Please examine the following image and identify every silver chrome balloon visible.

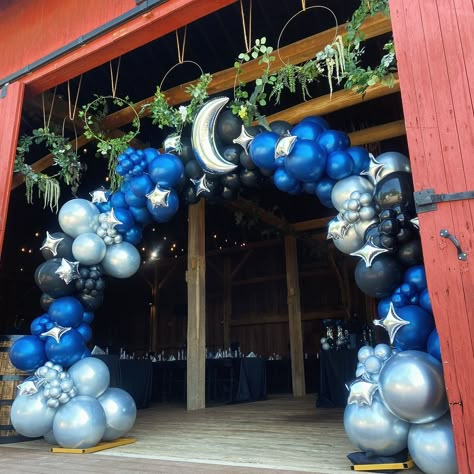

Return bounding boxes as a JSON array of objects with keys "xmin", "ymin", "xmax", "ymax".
[
  {"xmin": 344, "ymin": 394, "xmax": 410, "ymax": 456},
  {"xmin": 98, "ymin": 388, "xmax": 137, "ymax": 441},
  {"xmin": 331, "ymin": 176, "xmax": 374, "ymax": 212},
  {"xmin": 408, "ymin": 413, "xmax": 458, "ymax": 474},
  {"xmin": 358, "ymin": 346, "xmax": 375, "ymax": 364},
  {"xmin": 374, "ymin": 344, "xmax": 393, "ymax": 361},
  {"xmin": 375, "ymin": 151, "xmax": 411, "ymax": 181},
  {"xmin": 191, "ymin": 97, "xmax": 238, "ymax": 175},
  {"xmin": 68, "ymin": 357, "xmax": 110, "ymax": 398},
  {"xmin": 332, "ymin": 225, "xmax": 364, "ymax": 254},
  {"xmin": 44, "ymin": 429, "xmax": 58, "ymax": 445},
  {"xmin": 101, "ymin": 241, "xmax": 141, "ymax": 278},
  {"xmin": 11, "ymin": 392, "xmax": 57, "ymax": 437},
  {"xmin": 72, "ymin": 232, "xmax": 107, "ymax": 265},
  {"xmin": 53, "ymin": 395, "xmax": 106, "ymax": 449},
  {"xmin": 378, "ymin": 350, "xmax": 448, "ymax": 424},
  {"xmin": 58, "ymin": 199, "xmax": 100, "ymax": 238}
]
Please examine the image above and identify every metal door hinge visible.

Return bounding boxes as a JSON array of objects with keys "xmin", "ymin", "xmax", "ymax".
[
  {"xmin": 0, "ymin": 83, "xmax": 8, "ymax": 99},
  {"xmin": 449, "ymin": 400, "xmax": 462, "ymax": 406},
  {"xmin": 414, "ymin": 188, "xmax": 474, "ymax": 213}
]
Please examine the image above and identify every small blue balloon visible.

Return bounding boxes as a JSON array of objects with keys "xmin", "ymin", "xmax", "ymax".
[
  {"xmin": 273, "ymin": 167, "xmax": 299, "ymax": 192},
  {"xmin": 48, "ymin": 296, "xmax": 84, "ymax": 328},
  {"xmin": 326, "ymin": 150, "xmax": 354, "ymax": 180},
  {"xmin": 82, "ymin": 311, "xmax": 94, "ymax": 324},
  {"xmin": 419, "ymin": 288, "xmax": 432, "ymax": 313},
  {"xmin": 377, "ymin": 297, "xmax": 391, "ymax": 319},
  {"xmin": 315, "ymin": 177, "xmax": 337, "ymax": 208},
  {"xmin": 404, "ymin": 264, "xmax": 427, "ymax": 291},
  {"xmin": 391, "ymin": 292, "xmax": 408, "ymax": 308},
  {"xmin": 113, "ymin": 207, "xmax": 135, "ymax": 233},
  {"xmin": 123, "ymin": 226, "xmax": 143, "ymax": 245},
  {"xmin": 124, "ymin": 147, "xmax": 135, "ymax": 156},
  {"xmin": 130, "ymin": 174, "xmax": 154, "ymax": 198},
  {"xmin": 400, "ymin": 282, "xmax": 417, "ymax": 298},
  {"xmin": 291, "ymin": 121, "xmax": 324, "ymax": 141},
  {"xmin": 120, "ymin": 157, "xmax": 133, "ymax": 173},
  {"xmin": 45, "ymin": 329, "xmax": 85, "ymax": 368},
  {"xmin": 393, "ymin": 305, "xmax": 435, "ymax": 352},
  {"xmin": 110, "ymin": 192, "xmax": 127, "ymax": 209},
  {"xmin": 249, "ymin": 132, "xmax": 279, "ymax": 170},
  {"xmin": 427, "ymin": 329, "xmax": 441, "ymax": 361},
  {"xmin": 317, "ymin": 130, "xmax": 350, "ymax": 154},
  {"xmin": 148, "ymin": 153, "xmax": 184, "ymax": 188},
  {"xmin": 30, "ymin": 314, "xmax": 52, "ymax": 336},
  {"xmin": 129, "ymin": 206, "xmax": 153, "ymax": 226},
  {"xmin": 146, "ymin": 189, "xmax": 179, "ymax": 223},
  {"xmin": 144, "ymin": 147, "xmax": 160, "ymax": 166},
  {"xmin": 347, "ymin": 146, "xmax": 370, "ymax": 175},
  {"xmin": 9, "ymin": 335, "xmax": 47, "ymax": 372},
  {"xmin": 285, "ymin": 139, "xmax": 327, "ymax": 182},
  {"xmin": 76, "ymin": 322, "xmax": 93, "ymax": 343},
  {"xmin": 124, "ymin": 189, "xmax": 147, "ymax": 208},
  {"xmin": 303, "ymin": 182, "xmax": 317, "ymax": 194},
  {"xmin": 409, "ymin": 294, "xmax": 419, "ymax": 305},
  {"xmin": 300, "ymin": 116, "xmax": 329, "ymax": 130},
  {"xmin": 130, "ymin": 152, "xmax": 141, "ymax": 165}
]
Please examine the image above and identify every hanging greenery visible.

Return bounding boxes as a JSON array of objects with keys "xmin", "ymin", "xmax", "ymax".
[{"xmin": 14, "ymin": 127, "xmax": 83, "ymax": 212}]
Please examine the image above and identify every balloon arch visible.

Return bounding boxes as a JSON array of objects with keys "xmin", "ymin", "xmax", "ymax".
[{"xmin": 9, "ymin": 97, "xmax": 456, "ymax": 472}]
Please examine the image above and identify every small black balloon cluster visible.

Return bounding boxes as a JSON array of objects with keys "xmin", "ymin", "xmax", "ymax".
[{"xmin": 74, "ymin": 265, "xmax": 106, "ymax": 309}]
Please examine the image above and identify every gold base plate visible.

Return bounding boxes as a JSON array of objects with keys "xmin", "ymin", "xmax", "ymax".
[
  {"xmin": 51, "ymin": 437, "xmax": 136, "ymax": 454},
  {"xmin": 351, "ymin": 458, "xmax": 415, "ymax": 471}
]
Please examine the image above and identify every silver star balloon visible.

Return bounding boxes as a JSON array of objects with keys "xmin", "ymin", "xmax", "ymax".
[
  {"xmin": 361, "ymin": 154, "xmax": 385, "ymax": 185},
  {"xmin": 40, "ymin": 231, "xmax": 64, "ymax": 257},
  {"xmin": 410, "ymin": 217, "xmax": 420, "ymax": 230},
  {"xmin": 55, "ymin": 258, "xmax": 80, "ymax": 285},
  {"xmin": 146, "ymin": 185, "xmax": 171, "ymax": 208},
  {"xmin": 89, "ymin": 187, "xmax": 110, "ymax": 204},
  {"xmin": 41, "ymin": 325, "xmax": 72, "ymax": 343},
  {"xmin": 163, "ymin": 134, "xmax": 181, "ymax": 153},
  {"xmin": 347, "ymin": 379, "xmax": 379, "ymax": 406},
  {"xmin": 373, "ymin": 303, "xmax": 411, "ymax": 344},
  {"xmin": 17, "ymin": 379, "xmax": 38, "ymax": 396},
  {"xmin": 327, "ymin": 215, "xmax": 350, "ymax": 240},
  {"xmin": 104, "ymin": 208, "xmax": 123, "ymax": 228},
  {"xmin": 350, "ymin": 237, "xmax": 389, "ymax": 267},
  {"xmin": 232, "ymin": 125, "xmax": 255, "ymax": 152},
  {"xmin": 191, "ymin": 175, "xmax": 211, "ymax": 197},
  {"xmin": 274, "ymin": 134, "xmax": 297, "ymax": 158}
]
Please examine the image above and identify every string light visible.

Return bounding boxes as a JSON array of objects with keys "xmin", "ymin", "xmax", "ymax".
[
  {"xmin": 105, "ymin": 177, "xmax": 110, "ymax": 182},
  {"xmin": 34, "ymin": 232, "xmax": 40, "ymax": 237},
  {"xmin": 21, "ymin": 247, "xmax": 25, "ymax": 253}
]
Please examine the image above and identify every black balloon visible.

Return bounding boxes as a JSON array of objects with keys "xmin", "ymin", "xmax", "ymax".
[
  {"xmin": 222, "ymin": 145, "xmax": 242, "ymax": 165},
  {"xmin": 355, "ymin": 254, "xmax": 404, "ymax": 298},
  {"xmin": 379, "ymin": 218, "xmax": 400, "ymax": 236},
  {"xmin": 40, "ymin": 293, "xmax": 55, "ymax": 311},
  {"xmin": 240, "ymin": 169, "xmax": 259, "ymax": 188},
  {"xmin": 221, "ymin": 173, "xmax": 241, "ymax": 190},
  {"xmin": 181, "ymin": 185, "xmax": 199, "ymax": 205},
  {"xmin": 184, "ymin": 160, "xmax": 203, "ymax": 179},
  {"xmin": 216, "ymin": 110, "xmax": 243, "ymax": 145},
  {"xmin": 77, "ymin": 292, "xmax": 104, "ymax": 311},
  {"xmin": 34, "ymin": 258, "xmax": 75, "ymax": 298},
  {"xmin": 270, "ymin": 120, "xmax": 291, "ymax": 136},
  {"xmin": 178, "ymin": 136, "xmax": 195, "ymax": 164},
  {"xmin": 201, "ymin": 178, "xmax": 222, "ymax": 200},
  {"xmin": 374, "ymin": 172, "xmax": 416, "ymax": 217},
  {"xmin": 41, "ymin": 232, "xmax": 74, "ymax": 261},
  {"xmin": 397, "ymin": 239, "xmax": 423, "ymax": 266},
  {"xmin": 240, "ymin": 150, "xmax": 257, "ymax": 170},
  {"xmin": 221, "ymin": 187, "xmax": 236, "ymax": 200}
]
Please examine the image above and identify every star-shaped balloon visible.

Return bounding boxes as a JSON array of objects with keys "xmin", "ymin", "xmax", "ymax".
[
  {"xmin": 103, "ymin": 208, "xmax": 123, "ymax": 228},
  {"xmin": 40, "ymin": 231, "xmax": 64, "ymax": 257},
  {"xmin": 191, "ymin": 175, "xmax": 211, "ymax": 197},
  {"xmin": 41, "ymin": 325, "xmax": 72, "ymax": 343},
  {"xmin": 327, "ymin": 215, "xmax": 350, "ymax": 240},
  {"xmin": 410, "ymin": 217, "xmax": 420, "ymax": 230},
  {"xmin": 146, "ymin": 185, "xmax": 171, "ymax": 208},
  {"xmin": 89, "ymin": 187, "xmax": 110, "ymax": 204},
  {"xmin": 55, "ymin": 258, "xmax": 80, "ymax": 285},
  {"xmin": 350, "ymin": 237, "xmax": 389, "ymax": 267},
  {"xmin": 347, "ymin": 379, "xmax": 379, "ymax": 406},
  {"xmin": 274, "ymin": 134, "xmax": 297, "ymax": 158},
  {"xmin": 373, "ymin": 303, "xmax": 411, "ymax": 344},
  {"xmin": 232, "ymin": 125, "xmax": 255, "ymax": 152},
  {"xmin": 17, "ymin": 379, "xmax": 39, "ymax": 396},
  {"xmin": 164, "ymin": 134, "xmax": 181, "ymax": 153},
  {"xmin": 361, "ymin": 154, "xmax": 385, "ymax": 185}
]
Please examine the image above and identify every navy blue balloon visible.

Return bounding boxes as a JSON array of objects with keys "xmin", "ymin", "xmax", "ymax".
[
  {"xmin": 303, "ymin": 182, "xmax": 317, "ymax": 194},
  {"xmin": 110, "ymin": 192, "xmax": 127, "ymax": 209},
  {"xmin": 315, "ymin": 177, "xmax": 337, "ymax": 208},
  {"xmin": 82, "ymin": 311, "xmax": 95, "ymax": 324},
  {"xmin": 285, "ymin": 139, "xmax": 327, "ymax": 182},
  {"xmin": 291, "ymin": 121, "xmax": 324, "ymax": 141},
  {"xmin": 34, "ymin": 259, "xmax": 75, "ymax": 298},
  {"xmin": 146, "ymin": 189, "xmax": 179, "ymax": 223},
  {"xmin": 76, "ymin": 322, "xmax": 93, "ymax": 343},
  {"xmin": 392, "ymin": 305, "xmax": 435, "ymax": 352},
  {"xmin": 48, "ymin": 296, "xmax": 84, "ymax": 328},
  {"xmin": 144, "ymin": 147, "xmax": 160, "ymax": 166},
  {"xmin": 249, "ymin": 132, "xmax": 279, "ymax": 170},
  {"xmin": 326, "ymin": 150, "xmax": 354, "ymax": 180},
  {"xmin": 404, "ymin": 264, "xmax": 427, "ymax": 291},
  {"xmin": 427, "ymin": 329, "xmax": 441, "ymax": 361},
  {"xmin": 113, "ymin": 207, "xmax": 135, "ymax": 233},
  {"xmin": 130, "ymin": 174, "xmax": 154, "ymax": 198},
  {"xmin": 30, "ymin": 314, "xmax": 53, "ymax": 336},
  {"xmin": 419, "ymin": 288, "xmax": 432, "ymax": 313},
  {"xmin": 347, "ymin": 146, "xmax": 370, "ymax": 175},
  {"xmin": 129, "ymin": 206, "xmax": 153, "ymax": 226},
  {"xmin": 45, "ymin": 329, "xmax": 85, "ymax": 368},
  {"xmin": 301, "ymin": 116, "xmax": 329, "ymax": 130},
  {"xmin": 273, "ymin": 167, "xmax": 299, "ymax": 192},
  {"xmin": 124, "ymin": 189, "xmax": 147, "ymax": 208},
  {"xmin": 148, "ymin": 153, "xmax": 184, "ymax": 188},
  {"xmin": 378, "ymin": 297, "xmax": 391, "ymax": 319},
  {"xmin": 317, "ymin": 130, "xmax": 350, "ymax": 154},
  {"xmin": 9, "ymin": 335, "xmax": 47, "ymax": 372},
  {"xmin": 123, "ymin": 226, "xmax": 143, "ymax": 245}
]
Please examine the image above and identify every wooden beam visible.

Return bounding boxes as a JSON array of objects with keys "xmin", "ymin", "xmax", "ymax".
[
  {"xmin": 223, "ymin": 257, "xmax": 232, "ymax": 349},
  {"xmin": 186, "ymin": 200, "xmax": 206, "ymax": 410},
  {"xmin": 293, "ymin": 216, "xmax": 334, "ymax": 232},
  {"xmin": 149, "ymin": 262, "xmax": 159, "ymax": 353},
  {"xmin": 284, "ymin": 235, "xmax": 306, "ymax": 397},
  {"xmin": 230, "ymin": 310, "xmax": 347, "ymax": 327},
  {"xmin": 349, "ymin": 120, "xmax": 406, "ymax": 146},
  {"xmin": 231, "ymin": 249, "xmax": 254, "ymax": 279}
]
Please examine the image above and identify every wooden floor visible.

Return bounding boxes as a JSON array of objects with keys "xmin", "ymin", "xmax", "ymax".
[{"xmin": 0, "ymin": 395, "xmax": 422, "ymax": 473}]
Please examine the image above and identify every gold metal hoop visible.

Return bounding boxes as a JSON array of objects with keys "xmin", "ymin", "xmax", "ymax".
[{"xmin": 159, "ymin": 60, "xmax": 204, "ymax": 91}]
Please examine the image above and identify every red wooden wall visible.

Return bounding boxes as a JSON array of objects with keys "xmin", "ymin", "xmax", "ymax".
[{"xmin": 390, "ymin": 0, "xmax": 474, "ymax": 472}]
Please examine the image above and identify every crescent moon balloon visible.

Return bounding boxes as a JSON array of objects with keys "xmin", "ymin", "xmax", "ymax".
[{"xmin": 191, "ymin": 97, "xmax": 238, "ymax": 175}]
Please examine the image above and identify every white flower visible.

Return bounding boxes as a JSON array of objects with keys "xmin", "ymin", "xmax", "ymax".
[{"xmin": 179, "ymin": 106, "xmax": 188, "ymax": 122}]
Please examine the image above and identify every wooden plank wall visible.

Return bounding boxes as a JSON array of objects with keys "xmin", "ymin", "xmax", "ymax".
[{"xmin": 389, "ymin": 0, "xmax": 474, "ymax": 471}]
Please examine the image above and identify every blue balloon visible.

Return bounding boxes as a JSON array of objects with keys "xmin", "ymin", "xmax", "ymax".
[
  {"xmin": 113, "ymin": 207, "xmax": 135, "ymax": 233},
  {"xmin": 124, "ymin": 147, "xmax": 135, "ymax": 156},
  {"xmin": 391, "ymin": 292, "xmax": 408, "ymax": 308},
  {"xmin": 392, "ymin": 305, "xmax": 435, "ymax": 352},
  {"xmin": 427, "ymin": 329, "xmax": 441, "ymax": 361},
  {"xmin": 400, "ymin": 282, "xmax": 417, "ymax": 298},
  {"xmin": 45, "ymin": 329, "xmax": 85, "ymax": 368},
  {"xmin": 81, "ymin": 347, "xmax": 92, "ymax": 359},
  {"xmin": 146, "ymin": 189, "xmax": 179, "ymax": 223},
  {"xmin": 124, "ymin": 189, "xmax": 147, "ymax": 208},
  {"xmin": 302, "ymin": 182, "xmax": 317, "ymax": 194},
  {"xmin": 9, "ymin": 336, "xmax": 47, "ymax": 372},
  {"xmin": 130, "ymin": 174, "xmax": 154, "ymax": 198},
  {"xmin": 300, "ymin": 116, "xmax": 329, "ymax": 130},
  {"xmin": 409, "ymin": 294, "xmax": 419, "ymax": 305},
  {"xmin": 30, "ymin": 314, "xmax": 52, "ymax": 336},
  {"xmin": 76, "ymin": 322, "xmax": 93, "ymax": 343},
  {"xmin": 129, "ymin": 206, "xmax": 153, "ymax": 226},
  {"xmin": 347, "ymin": 146, "xmax": 370, "ymax": 175},
  {"xmin": 288, "ymin": 183, "xmax": 304, "ymax": 195},
  {"xmin": 148, "ymin": 153, "xmax": 184, "ymax": 188},
  {"xmin": 143, "ymin": 147, "xmax": 160, "ymax": 166},
  {"xmin": 123, "ymin": 226, "xmax": 143, "ymax": 245},
  {"xmin": 377, "ymin": 297, "xmax": 391, "ymax": 319},
  {"xmin": 82, "ymin": 311, "xmax": 95, "ymax": 324},
  {"xmin": 285, "ymin": 139, "xmax": 327, "ymax": 182},
  {"xmin": 317, "ymin": 130, "xmax": 350, "ymax": 154},
  {"xmin": 404, "ymin": 264, "xmax": 427, "ymax": 291},
  {"xmin": 326, "ymin": 150, "xmax": 354, "ymax": 180},
  {"xmin": 419, "ymin": 288, "xmax": 432, "ymax": 313},
  {"xmin": 291, "ymin": 121, "xmax": 324, "ymax": 141},
  {"xmin": 110, "ymin": 192, "xmax": 127, "ymax": 209},
  {"xmin": 315, "ymin": 177, "xmax": 337, "ymax": 208},
  {"xmin": 249, "ymin": 132, "xmax": 279, "ymax": 170},
  {"xmin": 120, "ymin": 158, "xmax": 133, "ymax": 173},
  {"xmin": 48, "ymin": 296, "xmax": 84, "ymax": 328},
  {"xmin": 273, "ymin": 167, "xmax": 299, "ymax": 192},
  {"xmin": 94, "ymin": 201, "xmax": 111, "ymax": 213}
]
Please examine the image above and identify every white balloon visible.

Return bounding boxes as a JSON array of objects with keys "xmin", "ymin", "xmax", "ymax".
[
  {"xmin": 101, "ymin": 242, "xmax": 141, "ymax": 278},
  {"xmin": 72, "ymin": 233, "xmax": 107, "ymax": 265}
]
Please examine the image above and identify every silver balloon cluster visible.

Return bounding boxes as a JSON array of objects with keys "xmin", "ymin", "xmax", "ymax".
[
  {"xmin": 354, "ymin": 343, "xmax": 393, "ymax": 384},
  {"xmin": 35, "ymin": 361, "xmax": 77, "ymax": 408},
  {"xmin": 97, "ymin": 210, "xmax": 123, "ymax": 245},
  {"xmin": 341, "ymin": 191, "xmax": 376, "ymax": 225}
]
